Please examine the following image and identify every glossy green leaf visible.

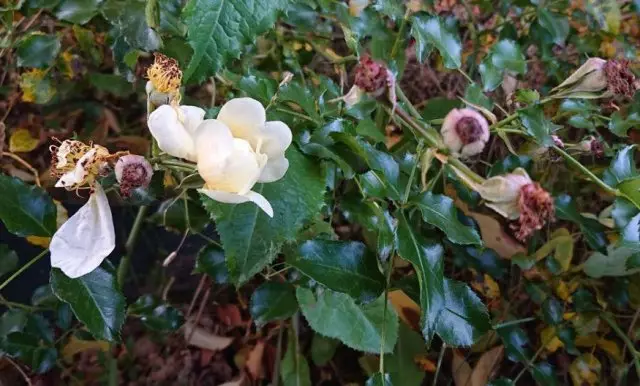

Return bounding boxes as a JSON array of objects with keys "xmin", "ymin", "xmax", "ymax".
[
  {"xmin": 497, "ymin": 326, "xmax": 531, "ymax": 363},
  {"xmin": 518, "ymin": 106, "xmax": 557, "ymax": 147},
  {"xmin": 372, "ymin": 0, "xmax": 404, "ymax": 21},
  {"xmin": 55, "ymin": 0, "xmax": 101, "ymax": 24},
  {"xmin": 583, "ymin": 245, "xmax": 640, "ymax": 278},
  {"xmin": 411, "ymin": 12, "xmax": 461, "ymax": 69},
  {"xmin": 194, "ymin": 244, "xmax": 229, "ymax": 283},
  {"xmin": 150, "ymin": 195, "xmax": 209, "ymax": 233},
  {"xmin": 434, "ymin": 279, "xmax": 491, "ymax": 346},
  {"xmin": 0, "ymin": 309, "xmax": 28, "ymax": 337},
  {"xmin": 488, "ymin": 155, "xmax": 532, "ymax": 177},
  {"xmin": 384, "ymin": 323, "xmax": 427, "ymax": 386},
  {"xmin": 202, "ymin": 148, "xmax": 325, "ymax": 285},
  {"xmin": 479, "ymin": 40, "xmax": 526, "ymax": 91},
  {"xmin": 250, "ymin": 282, "xmax": 298, "ymax": 326},
  {"xmin": 297, "ymin": 287, "xmax": 398, "ymax": 353},
  {"xmin": 0, "ymin": 245, "xmax": 18, "ymax": 278},
  {"xmin": 288, "ymin": 239, "xmax": 384, "ymax": 302},
  {"xmin": 603, "ymin": 145, "xmax": 637, "ymax": 186},
  {"xmin": 182, "ymin": 0, "xmax": 289, "ymax": 83},
  {"xmin": 541, "ymin": 297, "xmax": 563, "ymax": 325},
  {"xmin": 16, "ymin": 33, "xmax": 60, "ymax": 68},
  {"xmin": 608, "ymin": 112, "xmax": 640, "ymax": 137},
  {"xmin": 0, "ymin": 175, "xmax": 56, "ymax": 237},
  {"xmin": 554, "ymin": 195, "xmax": 607, "ymax": 252},
  {"xmin": 538, "ymin": 10, "xmax": 569, "ymax": 45},
  {"xmin": 341, "ymin": 199, "xmax": 395, "ymax": 261},
  {"xmin": 0, "ymin": 332, "xmax": 57, "ymax": 374},
  {"xmin": 464, "ymin": 83, "xmax": 493, "ymax": 110},
  {"xmin": 281, "ymin": 326, "xmax": 312, "ymax": 386},
  {"xmin": 50, "ymin": 266, "xmax": 125, "ymax": 341},
  {"xmin": 413, "ymin": 192, "xmax": 481, "ymax": 246},
  {"xmin": 531, "ymin": 362, "xmax": 559, "ymax": 386},
  {"xmin": 128, "ymin": 295, "xmax": 184, "ymax": 332},
  {"xmin": 366, "ymin": 373, "xmax": 393, "ymax": 386},
  {"xmin": 311, "ymin": 334, "xmax": 339, "ymax": 366},
  {"xmin": 395, "ymin": 211, "xmax": 444, "ymax": 344},
  {"xmin": 102, "ymin": 0, "xmax": 161, "ymax": 51}
]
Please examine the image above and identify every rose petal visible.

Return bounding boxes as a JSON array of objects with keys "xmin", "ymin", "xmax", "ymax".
[
  {"xmin": 50, "ymin": 185, "xmax": 115, "ymax": 278},
  {"xmin": 148, "ymin": 105, "xmax": 197, "ymax": 161},
  {"xmin": 180, "ymin": 105, "xmax": 206, "ymax": 135},
  {"xmin": 258, "ymin": 121, "xmax": 292, "ymax": 159},
  {"xmin": 55, "ymin": 148, "xmax": 96, "ymax": 188},
  {"xmin": 257, "ymin": 155, "xmax": 289, "ymax": 183},
  {"xmin": 199, "ymin": 188, "xmax": 274, "ymax": 217},
  {"xmin": 217, "ymin": 98, "xmax": 266, "ymax": 141}
]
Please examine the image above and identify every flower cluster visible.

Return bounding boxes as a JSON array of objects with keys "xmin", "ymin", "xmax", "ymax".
[{"xmin": 148, "ymin": 97, "xmax": 292, "ymax": 217}]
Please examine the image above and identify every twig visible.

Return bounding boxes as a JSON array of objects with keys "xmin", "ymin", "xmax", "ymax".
[
  {"xmin": 1, "ymin": 152, "xmax": 41, "ymax": 186},
  {"xmin": 186, "ymin": 284, "xmax": 211, "ymax": 344},
  {"xmin": 0, "ymin": 249, "xmax": 48, "ymax": 291},
  {"xmin": 116, "ymin": 205, "xmax": 149, "ymax": 289},
  {"xmin": 187, "ymin": 275, "xmax": 207, "ymax": 317},
  {"xmin": 431, "ymin": 343, "xmax": 447, "ymax": 386}
]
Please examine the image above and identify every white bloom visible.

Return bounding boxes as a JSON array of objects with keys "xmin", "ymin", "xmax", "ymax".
[
  {"xmin": 147, "ymin": 98, "xmax": 293, "ymax": 216},
  {"xmin": 478, "ymin": 168, "xmax": 532, "ymax": 219},
  {"xmin": 441, "ymin": 108, "xmax": 490, "ymax": 157},
  {"xmin": 50, "ymin": 184, "xmax": 115, "ymax": 278}
]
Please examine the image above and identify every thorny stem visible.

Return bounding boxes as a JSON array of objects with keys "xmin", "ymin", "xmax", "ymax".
[
  {"xmin": 0, "ymin": 249, "xmax": 48, "ymax": 291},
  {"xmin": 552, "ymin": 145, "xmax": 619, "ymax": 196},
  {"xmin": 602, "ymin": 313, "xmax": 640, "ymax": 379},
  {"xmin": 116, "ymin": 205, "xmax": 149, "ymax": 290}
]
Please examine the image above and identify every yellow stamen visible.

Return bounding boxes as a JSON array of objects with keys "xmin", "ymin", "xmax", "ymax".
[{"xmin": 147, "ymin": 53, "xmax": 182, "ymax": 93}]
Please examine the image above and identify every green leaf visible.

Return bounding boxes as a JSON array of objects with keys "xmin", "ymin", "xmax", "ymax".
[
  {"xmin": 541, "ymin": 297, "xmax": 563, "ymax": 325},
  {"xmin": 250, "ymin": 282, "xmax": 298, "ymax": 326},
  {"xmin": 583, "ymin": 245, "xmax": 640, "ymax": 278},
  {"xmin": 88, "ymin": 73, "xmax": 134, "ymax": 96},
  {"xmin": 531, "ymin": 362, "xmax": 559, "ymax": 386},
  {"xmin": 609, "ymin": 111, "xmax": 640, "ymax": 138},
  {"xmin": 372, "ymin": 0, "xmax": 404, "ymax": 21},
  {"xmin": 0, "ymin": 245, "xmax": 18, "ymax": 278},
  {"xmin": 0, "ymin": 309, "xmax": 28, "ymax": 337},
  {"xmin": 421, "ymin": 98, "xmax": 462, "ymax": 121},
  {"xmin": 487, "ymin": 155, "xmax": 532, "ymax": 177},
  {"xmin": 411, "ymin": 12, "xmax": 462, "ymax": 69},
  {"xmin": 479, "ymin": 40, "xmax": 526, "ymax": 91},
  {"xmin": 182, "ymin": 0, "xmax": 289, "ymax": 83},
  {"xmin": 54, "ymin": 0, "xmax": 101, "ymax": 24},
  {"xmin": 0, "ymin": 332, "xmax": 57, "ymax": 374},
  {"xmin": 16, "ymin": 33, "xmax": 60, "ymax": 68},
  {"xmin": 288, "ymin": 239, "xmax": 384, "ymax": 302},
  {"xmin": 311, "ymin": 334, "xmax": 339, "ymax": 366},
  {"xmin": 50, "ymin": 266, "xmax": 125, "ymax": 341},
  {"xmin": 128, "ymin": 295, "xmax": 184, "ymax": 332},
  {"xmin": 497, "ymin": 326, "xmax": 531, "ymax": 363},
  {"xmin": 554, "ymin": 195, "xmax": 607, "ymax": 252},
  {"xmin": 434, "ymin": 279, "xmax": 491, "ymax": 346},
  {"xmin": 603, "ymin": 145, "xmax": 637, "ymax": 186},
  {"xmin": 413, "ymin": 192, "xmax": 482, "ymax": 246},
  {"xmin": 464, "ymin": 83, "xmax": 493, "ymax": 110},
  {"xmin": 395, "ymin": 211, "xmax": 444, "ymax": 344},
  {"xmin": 366, "ymin": 373, "xmax": 393, "ymax": 386},
  {"xmin": 201, "ymin": 148, "xmax": 325, "ymax": 285},
  {"xmin": 384, "ymin": 323, "xmax": 427, "ymax": 386},
  {"xmin": 297, "ymin": 287, "xmax": 398, "ymax": 353},
  {"xmin": 537, "ymin": 10, "xmax": 569, "ymax": 45},
  {"xmin": 281, "ymin": 326, "xmax": 312, "ymax": 386},
  {"xmin": 103, "ymin": 0, "xmax": 161, "ymax": 52},
  {"xmin": 0, "ymin": 175, "xmax": 56, "ymax": 237},
  {"xmin": 73, "ymin": 25, "xmax": 103, "ymax": 64},
  {"xmin": 150, "ymin": 196, "xmax": 209, "ymax": 233},
  {"xmin": 341, "ymin": 199, "xmax": 395, "ymax": 261},
  {"xmin": 518, "ymin": 106, "xmax": 557, "ymax": 147},
  {"xmin": 194, "ymin": 244, "xmax": 229, "ymax": 283}
]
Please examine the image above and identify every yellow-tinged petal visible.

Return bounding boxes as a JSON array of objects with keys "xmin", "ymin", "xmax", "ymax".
[{"xmin": 217, "ymin": 97, "xmax": 266, "ymax": 142}]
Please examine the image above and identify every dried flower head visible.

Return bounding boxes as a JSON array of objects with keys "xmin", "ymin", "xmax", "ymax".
[
  {"xmin": 477, "ymin": 168, "xmax": 554, "ymax": 241},
  {"xmin": 576, "ymin": 136, "xmax": 604, "ymax": 157},
  {"xmin": 603, "ymin": 59, "xmax": 637, "ymax": 98},
  {"xmin": 50, "ymin": 139, "xmax": 112, "ymax": 190},
  {"xmin": 115, "ymin": 155, "xmax": 153, "ymax": 197},
  {"xmin": 441, "ymin": 108, "xmax": 490, "ymax": 157},
  {"xmin": 354, "ymin": 56, "xmax": 392, "ymax": 96},
  {"xmin": 147, "ymin": 53, "xmax": 182, "ymax": 94}
]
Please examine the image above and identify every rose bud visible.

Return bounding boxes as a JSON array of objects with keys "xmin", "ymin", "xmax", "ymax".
[
  {"xmin": 554, "ymin": 57, "xmax": 637, "ymax": 98},
  {"xmin": 115, "ymin": 154, "xmax": 153, "ymax": 197},
  {"xmin": 441, "ymin": 108, "xmax": 490, "ymax": 157},
  {"xmin": 577, "ymin": 136, "xmax": 605, "ymax": 157},
  {"xmin": 478, "ymin": 168, "xmax": 554, "ymax": 241}
]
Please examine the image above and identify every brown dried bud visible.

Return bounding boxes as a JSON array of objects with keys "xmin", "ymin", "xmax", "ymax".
[
  {"xmin": 115, "ymin": 155, "xmax": 153, "ymax": 197},
  {"xmin": 354, "ymin": 56, "xmax": 390, "ymax": 96},
  {"xmin": 603, "ymin": 59, "xmax": 637, "ymax": 98}
]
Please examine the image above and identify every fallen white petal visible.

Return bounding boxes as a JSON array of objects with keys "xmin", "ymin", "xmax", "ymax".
[{"xmin": 50, "ymin": 185, "xmax": 115, "ymax": 278}]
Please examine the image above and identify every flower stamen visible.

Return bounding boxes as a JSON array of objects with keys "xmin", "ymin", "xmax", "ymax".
[{"xmin": 147, "ymin": 53, "xmax": 182, "ymax": 94}]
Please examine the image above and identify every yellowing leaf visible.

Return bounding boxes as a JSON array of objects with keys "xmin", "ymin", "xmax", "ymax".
[
  {"xmin": 531, "ymin": 228, "xmax": 573, "ymax": 272},
  {"xmin": 569, "ymin": 353, "xmax": 601, "ymax": 386},
  {"xmin": 555, "ymin": 280, "xmax": 578, "ymax": 302},
  {"xmin": 9, "ymin": 128, "xmax": 39, "ymax": 153},
  {"xmin": 388, "ymin": 289, "xmax": 421, "ymax": 331},
  {"xmin": 26, "ymin": 200, "xmax": 68, "ymax": 248},
  {"xmin": 575, "ymin": 334, "xmax": 599, "ymax": 347},
  {"xmin": 597, "ymin": 339, "xmax": 623, "ymax": 363},
  {"xmin": 541, "ymin": 326, "xmax": 563, "ymax": 353},
  {"xmin": 472, "ymin": 274, "xmax": 501, "ymax": 300},
  {"xmin": 62, "ymin": 335, "xmax": 109, "ymax": 362}
]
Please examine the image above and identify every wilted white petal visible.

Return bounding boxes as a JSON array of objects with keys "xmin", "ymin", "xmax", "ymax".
[
  {"xmin": 257, "ymin": 121, "xmax": 293, "ymax": 159},
  {"xmin": 461, "ymin": 141, "xmax": 487, "ymax": 157},
  {"xmin": 217, "ymin": 98, "xmax": 266, "ymax": 141},
  {"xmin": 199, "ymin": 188, "xmax": 274, "ymax": 217},
  {"xmin": 258, "ymin": 155, "xmax": 289, "ymax": 183},
  {"xmin": 479, "ymin": 168, "xmax": 532, "ymax": 204},
  {"xmin": 555, "ymin": 58, "xmax": 607, "ymax": 92},
  {"xmin": 148, "ymin": 105, "xmax": 197, "ymax": 161},
  {"xmin": 50, "ymin": 185, "xmax": 115, "ymax": 278},
  {"xmin": 55, "ymin": 148, "xmax": 96, "ymax": 188}
]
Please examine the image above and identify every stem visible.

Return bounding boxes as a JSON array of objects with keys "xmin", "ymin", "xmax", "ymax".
[
  {"xmin": 390, "ymin": 9, "xmax": 411, "ymax": 59},
  {"xmin": 378, "ymin": 257, "xmax": 394, "ymax": 375},
  {"xmin": 431, "ymin": 343, "xmax": 447, "ymax": 386},
  {"xmin": 275, "ymin": 107, "xmax": 317, "ymax": 123},
  {"xmin": 393, "ymin": 106, "xmax": 440, "ymax": 148},
  {"xmin": 116, "ymin": 206, "xmax": 149, "ymax": 290},
  {"xmin": 552, "ymin": 145, "xmax": 619, "ymax": 196},
  {"xmin": 0, "ymin": 249, "xmax": 48, "ymax": 291},
  {"xmin": 403, "ymin": 141, "xmax": 424, "ymax": 204},
  {"xmin": 160, "ymin": 160, "xmax": 197, "ymax": 171},
  {"xmin": 602, "ymin": 313, "xmax": 640, "ymax": 379},
  {"xmin": 494, "ymin": 317, "xmax": 537, "ymax": 330},
  {"xmin": 395, "ymin": 85, "xmax": 423, "ymax": 121}
]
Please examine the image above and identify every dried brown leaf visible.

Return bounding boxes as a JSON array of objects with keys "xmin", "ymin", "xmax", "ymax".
[
  {"xmin": 183, "ymin": 322, "xmax": 233, "ymax": 352},
  {"xmin": 245, "ymin": 340, "xmax": 265, "ymax": 381}
]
